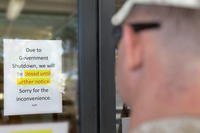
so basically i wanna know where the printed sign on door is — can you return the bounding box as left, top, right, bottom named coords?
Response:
left=4, top=39, right=63, bottom=115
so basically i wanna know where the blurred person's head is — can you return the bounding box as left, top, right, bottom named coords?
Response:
left=112, top=0, right=200, bottom=130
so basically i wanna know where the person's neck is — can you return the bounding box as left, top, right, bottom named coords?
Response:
left=128, top=86, right=200, bottom=132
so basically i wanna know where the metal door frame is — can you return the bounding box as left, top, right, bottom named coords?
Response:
left=78, top=0, right=116, bottom=132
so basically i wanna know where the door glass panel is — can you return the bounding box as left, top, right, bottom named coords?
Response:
left=0, top=0, right=78, bottom=133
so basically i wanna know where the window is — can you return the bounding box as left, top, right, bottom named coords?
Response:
left=0, top=0, right=78, bottom=133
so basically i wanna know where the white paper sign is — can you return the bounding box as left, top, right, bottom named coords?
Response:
left=0, top=122, right=69, bottom=133
left=4, top=39, right=63, bottom=116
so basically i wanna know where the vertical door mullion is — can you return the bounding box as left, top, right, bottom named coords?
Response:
left=98, top=0, right=116, bottom=133
left=78, top=0, right=99, bottom=132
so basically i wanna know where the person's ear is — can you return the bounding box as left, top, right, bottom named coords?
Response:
left=123, top=24, right=143, bottom=70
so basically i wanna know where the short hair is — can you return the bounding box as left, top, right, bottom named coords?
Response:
left=126, top=5, right=200, bottom=58
left=125, top=5, right=200, bottom=88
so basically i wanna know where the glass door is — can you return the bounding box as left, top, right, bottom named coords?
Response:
left=0, top=0, right=78, bottom=133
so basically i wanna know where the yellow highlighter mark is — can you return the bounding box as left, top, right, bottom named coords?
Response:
left=24, top=70, right=51, bottom=77
left=12, top=129, right=52, bottom=133
left=17, top=78, right=51, bottom=85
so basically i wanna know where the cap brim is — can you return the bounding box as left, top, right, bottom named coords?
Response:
left=111, top=0, right=200, bottom=26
